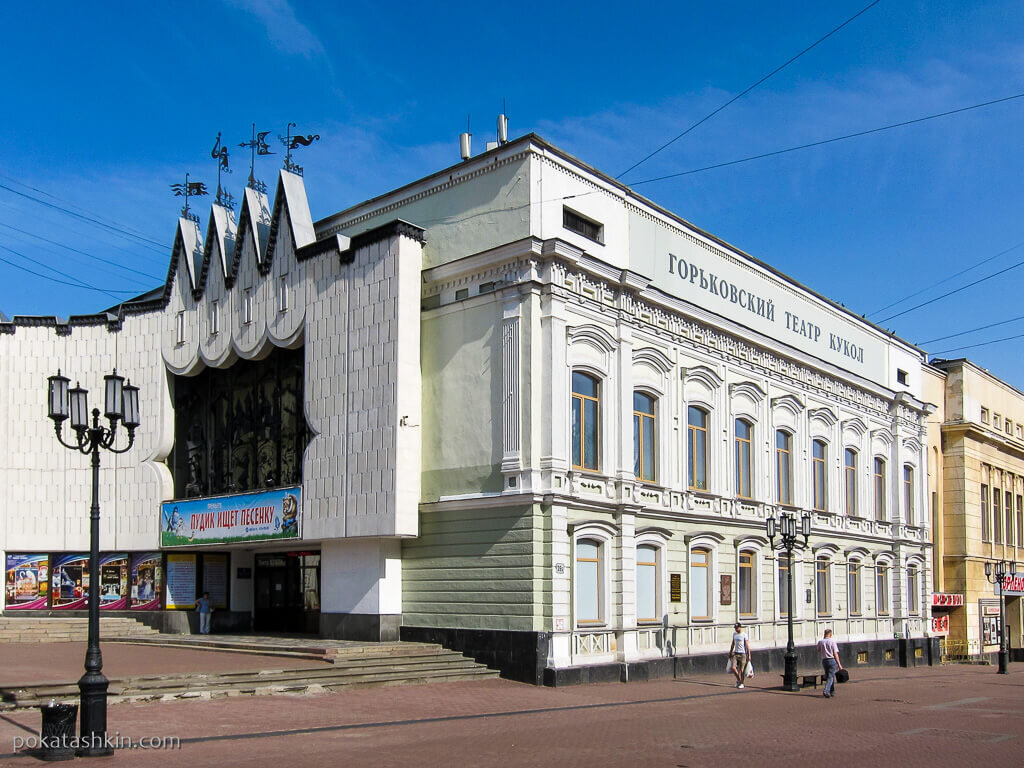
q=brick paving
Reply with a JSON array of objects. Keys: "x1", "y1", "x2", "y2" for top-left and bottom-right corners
[{"x1": 0, "y1": 664, "x2": 1021, "y2": 767}]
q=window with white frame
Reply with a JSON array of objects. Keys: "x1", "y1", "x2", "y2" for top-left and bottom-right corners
[
  {"x1": 688, "y1": 406, "x2": 709, "y2": 491},
  {"x1": 845, "y1": 449, "x2": 858, "y2": 516},
  {"x1": 636, "y1": 544, "x2": 660, "y2": 623},
  {"x1": 689, "y1": 547, "x2": 712, "y2": 621},
  {"x1": 812, "y1": 439, "x2": 827, "y2": 511},
  {"x1": 243, "y1": 288, "x2": 253, "y2": 324},
  {"x1": 816, "y1": 556, "x2": 832, "y2": 617},
  {"x1": 907, "y1": 563, "x2": 920, "y2": 614},
  {"x1": 278, "y1": 274, "x2": 288, "y2": 312},
  {"x1": 175, "y1": 310, "x2": 185, "y2": 345},
  {"x1": 875, "y1": 562, "x2": 890, "y2": 615},
  {"x1": 994, "y1": 481, "x2": 1003, "y2": 543},
  {"x1": 776, "y1": 430, "x2": 793, "y2": 505},
  {"x1": 847, "y1": 560, "x2": 862, "y2": 615},
  {"x1": 735, "y1": 419, "x2": 753, "y2": 499},
  {"x1": 633, "y1": 392, "x2": 656, "y2": 483},
  {"x1": 575, "y1": 538, "x2": 604, "y2": 626},
  {"x1": 738, "y1": 550, "x2": 756, "y2": 619},
  {"x1": 903, "y1": 465, "x2": 915, "y2": 524},
  {"x1": 210, "y1": 300, "x2": 219, "y2": 335},
  {"x1": 572, "y1": 372, "x2": 601, "y2": 471},
  {"x1": 1006, "y1": 489, "x2": 1014, "y2": 547},
  {"x1": 874, "y1": 457, "x2": 886, "y2": 521},
  {"x1": 981, "y1": 483, "x2": 991, "y2": 541}
]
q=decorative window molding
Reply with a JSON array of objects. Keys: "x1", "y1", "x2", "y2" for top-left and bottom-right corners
[
  {"x1": 567, "y1": 324, "x2": 617, "y2": 354},
  {"x1": 771, "y1": 393, "x2": 805, "y2": 417},
  {"x1": 808, "y1": 406, "x2": 839, "y2": 429},
  {"x1": 728, "y1": 380, "x2": 767, "y2": 403},
  {"x1": 681, "y1": 364, "x2": 723, "y2": 392},
  {"x1": 632, "y1": 347, "x2": 674, "y2": 375},
  {"x1": 841, "y1": 417, "x2": 868, "y2": 438}
]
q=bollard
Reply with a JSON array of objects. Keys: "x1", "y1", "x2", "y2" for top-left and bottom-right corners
[{"x1": 39, "y1": 702, "x2": 78, "y2": 761}]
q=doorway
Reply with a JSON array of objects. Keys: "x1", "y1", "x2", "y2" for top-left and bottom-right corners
[{"x1": 254, "y1": 552, "x2": 320, "y2": 633}]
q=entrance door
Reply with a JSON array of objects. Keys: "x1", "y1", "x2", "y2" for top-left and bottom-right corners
[{"x1": 254, "y1": 553, "x2": 320, "y2": 633}]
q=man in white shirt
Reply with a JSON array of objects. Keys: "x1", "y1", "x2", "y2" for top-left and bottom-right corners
[
  {"x1": 816, "y1": 628, "x2": 843, "y2": 698},
  {"x1": 730, "y1": 623, "x2": 751, "y2": 689}
]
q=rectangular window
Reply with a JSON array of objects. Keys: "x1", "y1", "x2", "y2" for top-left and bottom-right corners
[
  {"x1": 633, "y1": 392, "x2": 656, "y2": 483},
  {"x1": 690, "y1": 548, "x2": 710, "y2": 621},
  {"x1": 896, "y1": 369, "x2": 908, "y2": 386},
  {"x1": 982, "y1": 483, "x2": 991, "y2": 541},
  {"x1": 1006, "y1": 489, "x2": 1014, "y2": 548},
  {"x1": 907, "y1": 565, "x2": 919, "y2": 614},
  {"x1": 734, "y1": 420, "x2": 753, "y2": 498},
  {"x1": 1017, "y1": 494, "x2": 1023, "y2": 548},
  {"x1": 874, "y1": 458, "x2": 886, "y2": 521},
  {"x1": 903, "y1": 465, "x2": 914, "y2": 525},
  {"x1": 636, "y1": 545, "x2": 658, "y2": 623},
  {"x1": 994, "y1": 483, "x2": 1003, "y2": 543},
  {"x1": 278, "y1": 274, "x2": 288, "y2": 313},
  {"x1": 994, "y1": 414, "x2": 1001, "y2": 430},
  {"x1": 845, "y1": 449, "x2": 858, "y2": 516},
  {"x1": 571, "y1": 372, "x2": 600, "y2": 471},
  {"x1": 1007, "y1": 420, "x2": 1014, "y2": 435},
  {"x1": 575, "y1": 540, "x2": 602, "y2": 625},
  {"x1": 688, "y1": 407, "x2": 708, "y2": 491},
  {"x1": 848, "y1": 562, "x2": 862, "y2": 615},
  {"x1": 981, "y1": 407, "x2": 989, "y2": 424},
  {"x1": 563, "y1": 207, "x2": 604, "y2": 243},
  {"x1": 778, "y1": 555, "x2": 790, "y2": 617},
  {"x1": 175, "y1": 310, "x2": 185, "y2": 344},
  {"x1": 812, "y1": 440, "x2": 827, "y2": 511},
  {"x1": 738, "y1": 552, "x2": 754, "y2": 618},
  {"x1": 210, "y1": 300, "x2": 219, "y2": 335},
  {"x1": 816, "y1": 558, "x2": 831, "y2": 616},
  {"x1": 776, "y1": 431, "x2": 793, "y2": 505},
  {"x1": 243, "y1": 288, "x2": 253, "y2": 324},
  {"x1": 876, "y1": 565, "x2": 889, "y2": 615}
]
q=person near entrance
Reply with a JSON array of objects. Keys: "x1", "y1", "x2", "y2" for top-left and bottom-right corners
[
  {"x1": 817, "y1": 628, "x2": 843, "y2": 698},
  {"x1": 196, "y1": 591, "x2": 213, "y2": 634}
]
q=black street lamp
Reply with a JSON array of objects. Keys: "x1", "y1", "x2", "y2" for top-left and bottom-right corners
[
  {"x1": 47, "y1": 369, "x2": 140, "y2": 757},
  {"x1": 984, "y1": 559, "x2": 1016, "y2": 675},
  {"x1": 766, "y1": 510, "x2": 812, "y2": 692}
]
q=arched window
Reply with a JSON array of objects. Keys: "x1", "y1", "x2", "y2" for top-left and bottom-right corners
[
  {"x1": 636, "y1": 544, "x2": 659, "y2": 623},
  {"x1": 633, "y1": 392, "x2": 656, "y2": 482},
  {"x1": 575, "y1": 538, "x2": 603, "y2": 625},
  {"x1": 690, "y1": 547, "x2": 712, "y2": 621},
  {"x1": 903, "y1": 465, "x2": 915, "y2": 524},
  {"x1": 776, "y1": 430, "x2": 793, "y2": 504},
  {"x1": 735, "y1": 419, "x2": 753, "y2": 499},
  {"x1": 688, "y1": 407, "x2": 709, "y2": 491},
  {"x1": 571, "y1": 372, "x2": 600, "y2": 471},
  {"x1": 873, "y1": 458, "x2": 886, "y2": 521},
  {"x1": 816, "y1": 556, "x2": 832, "y2": 617},
  {"x1": 812, "y1": 439, "x2": 827, "y2": 511},
  {"x1": 847, "y1": 560, "x2": 862, "y2": 615},
  {"x1": 875, "y1": 561, "x2": 890, "y2": 615},
  {"x1": 738, "y1": 551, "x2": 756, "y2": 618},
  {"x1": 907, "y1": 562, "x2": 920, "y2": 614},
  {"x1": 845, "y1": 449, "x2": 858, "y2": 516}
]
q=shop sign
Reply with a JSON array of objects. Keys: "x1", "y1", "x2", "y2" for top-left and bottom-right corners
[
  {"x1": 931, "y1": 615, "x2": 949, "y2": 635},
  {"x1": 995, "y1": 573, "x2": 1024, "y2": 597},
  {"x1": 931, "y1": 593, "x2": 964, "y2": 607},
  {"x1": 161, "y1": 487, "x2": 300, "y2": 547}
]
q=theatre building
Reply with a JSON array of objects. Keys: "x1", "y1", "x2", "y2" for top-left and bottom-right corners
[{"x1": 1, "y1": 133, "x2": 936, "y2": 682}]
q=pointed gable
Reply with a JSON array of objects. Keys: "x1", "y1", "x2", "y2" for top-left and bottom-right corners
[
  {"x1": 229, "y1": 186, "x2": 273, "y2": 285},
  {"x1": 263, "y1": 169, "x2": 316, "y2": 272}
]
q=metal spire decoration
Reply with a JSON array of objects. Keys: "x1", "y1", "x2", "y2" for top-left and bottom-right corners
[
  {"x1": 239, "y1": 123, "x2": 274, "y2": 193},
  {"x1": 210, "y1": 132, "x2": 234, "y2": 209},
  {"x1": 280, "y1": 122, "x2": 320, "y2": 176},
  {"x1": 170, "y1": 173, "x2": 208, "y2": 223}
]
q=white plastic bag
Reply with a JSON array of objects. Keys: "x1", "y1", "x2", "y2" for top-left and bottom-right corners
[
  {"x1": 745, "y1": 661, "x2": 754, "y2": 678},
  {"x1": 725, "y1": 656, "x2": 734, "y2": 674}
]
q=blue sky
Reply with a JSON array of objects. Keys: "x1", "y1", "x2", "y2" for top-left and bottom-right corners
[{"x1": 1, "y1": 1, "x2": 1022, "y2": 386}]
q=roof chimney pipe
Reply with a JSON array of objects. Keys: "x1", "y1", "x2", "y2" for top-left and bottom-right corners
[{"x1": 497, "y1": 113, "x2": 508, "y2": 144}]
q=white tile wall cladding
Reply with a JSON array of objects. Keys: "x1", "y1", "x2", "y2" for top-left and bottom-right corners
[{"x1": 1, "y1": 171, "x2": 423, "y2": 553}]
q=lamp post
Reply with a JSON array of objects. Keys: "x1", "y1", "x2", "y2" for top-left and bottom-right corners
[
  {"x1": 47, "y1": 369, "x2": 140, "y2": 756},
  {"x1": 984, "y1": 559, "x2": 1016, "y2": 675},
  {"x1": 766, "y1": 510, "x2": 811, "y2": 691}
]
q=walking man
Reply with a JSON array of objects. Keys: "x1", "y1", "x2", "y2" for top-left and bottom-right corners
[
  {"x1": 730, "y1": 623, "x2": 751, "y2": 689},
  {"x1": 817, "y1": 628, "x2": 843, "y2": 698},
  {"x1": 196, "y1": 591, "x2": 213, "y2": 635}
]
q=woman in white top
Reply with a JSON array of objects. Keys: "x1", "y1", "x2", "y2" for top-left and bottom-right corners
[{"x1": 730, "y1": 623, "x2": 751, "y2": 689}]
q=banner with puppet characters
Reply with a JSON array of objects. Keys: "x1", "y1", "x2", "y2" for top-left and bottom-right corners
[{"x1": 161, "y1": 487, "x2": 300, "y2": 547}]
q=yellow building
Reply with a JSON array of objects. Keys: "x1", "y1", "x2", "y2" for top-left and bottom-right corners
[{"x1": 926, "y1": 358, "x2": 1024, "y2": 657}]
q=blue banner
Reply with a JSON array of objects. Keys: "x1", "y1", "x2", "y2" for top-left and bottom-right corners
[{"x1": 161, "y1": 487, "x2": 300, "y2": 547}]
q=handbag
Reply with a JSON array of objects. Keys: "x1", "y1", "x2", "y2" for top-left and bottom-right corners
[{"x1": 835, "y1": 668, "x2": 850, "y2": 684}]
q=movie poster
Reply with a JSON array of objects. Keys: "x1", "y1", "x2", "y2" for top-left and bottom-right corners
[
  {"x1": 98, "y1": 554, "x2": 129, "y2": 610},
  {"x1": 51, "y1": 553, "x2": 89, "y2": 609},
  {"x1": 5, "y1": 554, "x2": 49, "y2": 610},
  {"x1": 130, "y1": 553, "x2": 162, "y2": 610}
]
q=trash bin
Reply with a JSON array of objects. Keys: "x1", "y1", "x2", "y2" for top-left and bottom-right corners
[{"x1": 39, "y1": 702, "x2": 78, "y2": 761}]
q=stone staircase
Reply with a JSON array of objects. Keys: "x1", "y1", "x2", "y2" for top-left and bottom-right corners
[
  {"x1": 0, "y1": 616, "x2": 160, "y2": 643},
  {"x1": 0, "y1": 642, "x2": 498, "y2": 709}
]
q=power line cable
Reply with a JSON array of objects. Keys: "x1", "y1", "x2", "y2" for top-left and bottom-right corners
[
  {"x1": 869, "y1": 240, "x2": 1024, "y2": 317},
  {"x1": 931, "y1": 332, "x2": 1024, "y2": 356},
  {"x1": 920, "y1": 313, "x2": 1024, "y2": 346},
  {"x1": 616, "y1": 0, "x2": 885, "y2": 179},
  {"x1": 0, "y1": 246, "x2": 135, "y2": 299},
  {"x1": 0, "y1": 221, "x2": 162, "y2": 284},
  {"x1": 0, "y1": 183, "x2": 168, "y2": 251},
  {"x1": 878, "y1": 253, "x2": 1024, "y2": 323},
  {"x1": 628, "y1": 92, "x2": 1024, "y2": 186}
]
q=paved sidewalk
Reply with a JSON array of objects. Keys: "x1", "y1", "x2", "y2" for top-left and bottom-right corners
[{"x1": 1, "y1": 664, "x2": 1021, "y2": 767}]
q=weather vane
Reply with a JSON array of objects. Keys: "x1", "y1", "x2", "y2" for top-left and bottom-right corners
[
  {"x1": 170, "y1": 173, "x2": 208, "y2": 223},
  {"x1": 239, "y1": 123, "x2": 274, "y2": 193},
  {"x1": 280, "y1": 123, "x2": 320, "y2": 176},
  {"x1": 210, "y1": 132, "x2": 233, "y2": 209}
]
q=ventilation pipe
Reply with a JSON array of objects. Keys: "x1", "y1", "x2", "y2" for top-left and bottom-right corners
[
  {"x1": 460, "y1": 132, "x2": 472, "y2": 160},
  {"x1": 497, "y1": 113, "x2": 508, "y2": 144}
]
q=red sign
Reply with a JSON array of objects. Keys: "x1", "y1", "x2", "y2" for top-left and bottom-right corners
[
  {"x1": 998, "y1": 574, "x2": 1024, "y2": 596},
  {"x1": 931, "y1": 593, "x2": 964, "y2": 607},
  {"x1": 931, "y1": 615, "x2": 949, "y2": 635}
]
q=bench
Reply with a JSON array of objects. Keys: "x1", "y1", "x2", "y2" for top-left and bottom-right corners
[{"x1": 780, "y1": 673, "x2": 824, "y2": 688}]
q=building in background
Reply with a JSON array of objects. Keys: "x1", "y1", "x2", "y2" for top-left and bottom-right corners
[
  {"x1": 1, "y1": 133, "x2": 937, "y2": 682},
  {"x1": 927, "y1": 358, "x2": 1024, "y2": 658}
]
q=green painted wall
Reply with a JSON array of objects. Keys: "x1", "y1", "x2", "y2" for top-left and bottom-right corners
[{"x1": 402, "y1": 503, "x2": 546, "y2": 631}]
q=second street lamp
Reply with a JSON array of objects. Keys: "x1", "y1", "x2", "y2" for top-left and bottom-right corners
[
  {"x1": 767, "y1": 510, "x2": 811, "y2": 692},
  {"x1": 984, "y1": 559, "x2": 1015, "y2": 675}
]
